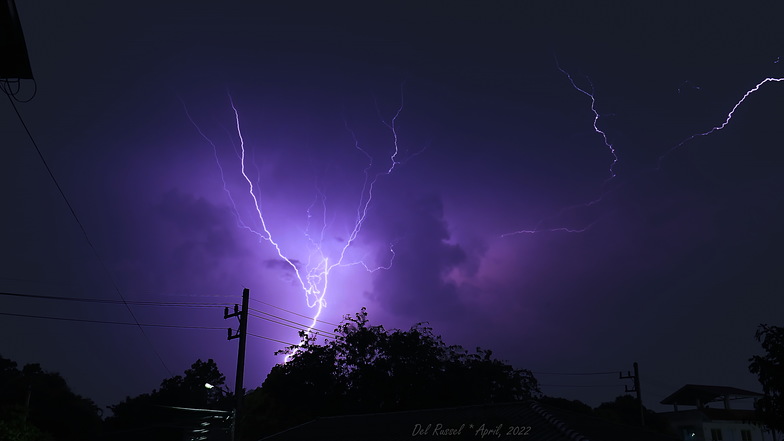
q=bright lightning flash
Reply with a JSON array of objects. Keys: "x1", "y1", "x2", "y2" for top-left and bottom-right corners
[
  {"x1": 658, "y1": 77, "x2": 784, "y2": 168},
  {"x1": 186, "y1": 95, "x2": 405, "y2": 361},
  {"x1": 555, "y1": 57, "x2": 619, "y2": 181}
]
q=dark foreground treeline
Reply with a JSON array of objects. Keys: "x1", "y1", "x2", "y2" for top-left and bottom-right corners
[
  {"x1": 0, "y1": 355, "x2": 102, "y2": 441},
  {"x1": 12, "y1": 311, "x2": 780, "y2": 440},
  {"x1": 1, "y1": 309, "x2": 543, "y2": 441}
]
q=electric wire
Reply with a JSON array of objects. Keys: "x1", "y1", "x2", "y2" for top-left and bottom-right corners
[
  {"x1": 3, "y1": 92, "x2": 171, "y2": 374},
  {"x1": 248, "y1": 306, "x2": 339, "y2": 336},
  {"x1": 1, "y1": 289, "x2": 337, "y2": 340},
  {"x1": 0, "y1": 291, "x2": 231, "y2": 307},
  {"x1": 532, "y1": 371, "x2": 619, "y2": 376},
  {"x1": 249, "y1": 297, "x2": 339, "y2": 327},
  {"x1": 0, "y1": 291, "x2": 342, "y2": 337},
  {"x1": 1, "y1": 311, "x2": 293, "y2": 346},
  {"x1": 247, "y1": 311, "x2": 339, "y2": 338},
  {"x1": 535, "y1": 370, "x2": 623, "y2": 390},
  {"x1": 0, "y1": 78, "x2": 37, "y2": 102},
  {"x1": 0, "y1": 289, "x2": 340, "y2": 332},
  {"x1": 0, "y1": 311, "x2": 225, "y2": 330},
  {"x1": 245, "y1": 331, "x2": 297, "y2": 346}
]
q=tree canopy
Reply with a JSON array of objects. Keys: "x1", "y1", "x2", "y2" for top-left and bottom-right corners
[
  {"x1": 242, "y1": 308, "x2": 540, "y2": 439},
  {"x1": 749, "y1": 324, "x2": 784, "y2": 435},
  {"x1": 0, "y1": 355, "x2": 102, "y2": 441},
  {"x1": 594, "y1": 394, "x2": 673, "y2": 435}
]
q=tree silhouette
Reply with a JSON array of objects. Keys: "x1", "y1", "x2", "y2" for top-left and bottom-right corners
[
  {"x1": 0, "y1": 405, "x2": 48, "y2": 441},
  {"x1": 0, "y1": 355, "x2": 102, "y2": 441},
  {"x1": 749, "y1": 324, "x2": 784, "y2": 436},
  {"x1": 242, "y1": 308, "x2": 540, "y2": 439},
  {"x1": 594, "y1": 395, "x2": 673, "y2": 435},
  {"x1": 538, "y1": 396, "x2": 593, "y2": 414},
  {"x1": 104, "y1": 358, "x2": 231, "y2": 441}
]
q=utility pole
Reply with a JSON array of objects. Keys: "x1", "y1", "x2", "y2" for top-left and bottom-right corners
[
  {"x1": 620, "y1": 361, "x2": 644, "y2": 427},
  {"x1": 225, "y1": 288, "x2": 249, "y2": 441},
  {"x1": 24, "y1": 384, "x2": 31, "y2": 422}
]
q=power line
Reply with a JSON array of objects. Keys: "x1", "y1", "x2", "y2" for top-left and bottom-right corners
[
  {"x1": 0, "y1": 311, "x2": 225, "y2": 330},
  {"x1": 0, "y1": 277, "x2": 241, "y2": 301},
  {"x1": 0, "y1": 78, "x2": 37, "y2": 103},
  {"x1": 534, "y1": 370, "x2": 623, "y2": 389},
  {"x1": 0, "y1": 288, "x2": 344, "y2": 331},
  {"x1": 249, "y1": 297, "x2": 339, "y2": 327},
  {"x1": 246, "y1": 331, "x2": 297, "y2": 346},
  {"x1": 0, "y1": 291, "x2": 232, "y2": 307},
  {"x1": 247, "y1": 307, "x2": 339, "y2": 336},
  {"x1": 1, "y1": 290, "x2": 340, "y2": 337},
  {"x1": 247, "y1": 312, "x2": 338, "y2": 338},
  {"x1": 1, "y1": 311, "x2": 292, "y2": 346},
  {"x1": 3, "y1": 92, "x2": 172, "y2": 376},
  {"x1": 532, "y1": 371, "x2": 618, "y2": 376},
  {"x1": 161, "y1": 292, "x2": 242, "y2": 300}
]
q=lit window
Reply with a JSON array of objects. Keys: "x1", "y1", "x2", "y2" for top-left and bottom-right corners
[
  {"x1": 741, "y1": 430, "x2": 752, "y2": 441},
  {"x1": 710, "y1": 428, "x2": 723, "y2": 441}
]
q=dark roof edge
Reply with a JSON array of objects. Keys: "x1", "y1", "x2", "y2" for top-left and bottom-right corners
[
  {"x1": 309, "y1": 400, "x2": 530, "y2": 421},
  {"x1": 258, "y1": 400, "x2": 532, "y2": 440},
  {"x1": 530, "y1": 401, "x2": 590, "y2": 441},
  {"x1": 660, "y1": 384, "x2": 764, "y2": 405},
  {"x1": 260, "y1": 418, "x2": 319, "y2": 440}
]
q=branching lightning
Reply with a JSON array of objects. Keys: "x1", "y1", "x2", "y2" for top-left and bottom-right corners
[
  {"x1": 185, "y1": 94, "x2": 405, "y2": 361},
  {"x1": 502, "y1": 59, "x2": 616, "y2": 238},
  {"x1": 555, "y1": 57, "x2": 619, "y2": 181},
  {"x1": 657, "y1": 77, "x2": 784, "y2": 169},
  {"x1": 499, "y1": 221, "x2": 599, "y2": 238},
  {"x1": 503, "y1": 60, "x2": 783, "y2": 239}
]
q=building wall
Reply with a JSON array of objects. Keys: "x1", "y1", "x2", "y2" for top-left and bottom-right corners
[
  {"x1": 701, "y1": 421, "x2": 766, "y2": 441},
  {"x1": 663, "y1": 412, "x2": 771, "y2": 441}
]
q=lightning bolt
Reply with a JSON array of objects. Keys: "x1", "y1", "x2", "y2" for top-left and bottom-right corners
[
  {"x1": 555, "y1": 57, "x2": 619, "y2": 181},
  {"x1": 185, "y1": 93, "x2": 405, "y2": 361},
  {"x1": 499, "y1": 221, "x2": 600, "y2": 238},
  {"x1": 504, "y1": 62, "x2": 783, "y2": 239},
  {"x1": 502, "y1": 58, "x2": 617, "y2": 237},
  {"x1": 657, "y1": 77, "x2": 784, "y2": 169}
]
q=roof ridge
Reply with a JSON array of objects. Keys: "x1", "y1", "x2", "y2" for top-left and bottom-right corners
[
  {"x1": 311, "y1": 400, "x2": 523, "y2": 420},
  {"x1": 530, "y1": 401, "x2": 591, "y2": 441}
]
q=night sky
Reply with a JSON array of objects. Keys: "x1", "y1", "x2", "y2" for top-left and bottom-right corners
[{"x1": 2, "y1": 1, "x2": 783, "y2": 414}]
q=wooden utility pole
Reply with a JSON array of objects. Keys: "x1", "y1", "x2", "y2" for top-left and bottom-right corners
[
  {"x1": 620, "y1": 361, "x2": 644, "y2": 427},
  {"x1": 225, "y1": 288, "x2": 250, "y2": 441}
]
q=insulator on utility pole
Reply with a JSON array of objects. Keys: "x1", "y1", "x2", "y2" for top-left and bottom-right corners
[
  {"x1": 620, "y1": 361, "x2": 644, "y2": 427},
  {"x1": 223, "y1": 288, "x2": 249, "y2": 441}
]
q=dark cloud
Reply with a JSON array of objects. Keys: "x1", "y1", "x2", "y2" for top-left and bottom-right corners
[
  {"x1": 263, "y1": 259, "x2": 301, "y2": 271},
  {"x1": 366, "y1": 195, "x2": 477, "y2": 319},
  {"x1": 155, "y1": 189, "x2": 245, "y2": 259},
  {"x1": 131, "y1": 188, "x2": 254, "y2": 294}
]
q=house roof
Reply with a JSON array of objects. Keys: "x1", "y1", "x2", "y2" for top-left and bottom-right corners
[
  {"x1": 260, "y1": 400, "x2": 679, "y2": 441},
  {"x1": 660, "y1": 385, "x2": 763, "y2": 406}
]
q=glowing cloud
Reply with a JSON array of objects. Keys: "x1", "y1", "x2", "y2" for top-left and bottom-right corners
[{"x1": 185, "y1": 94, "x2": 406, "y2": 360}]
